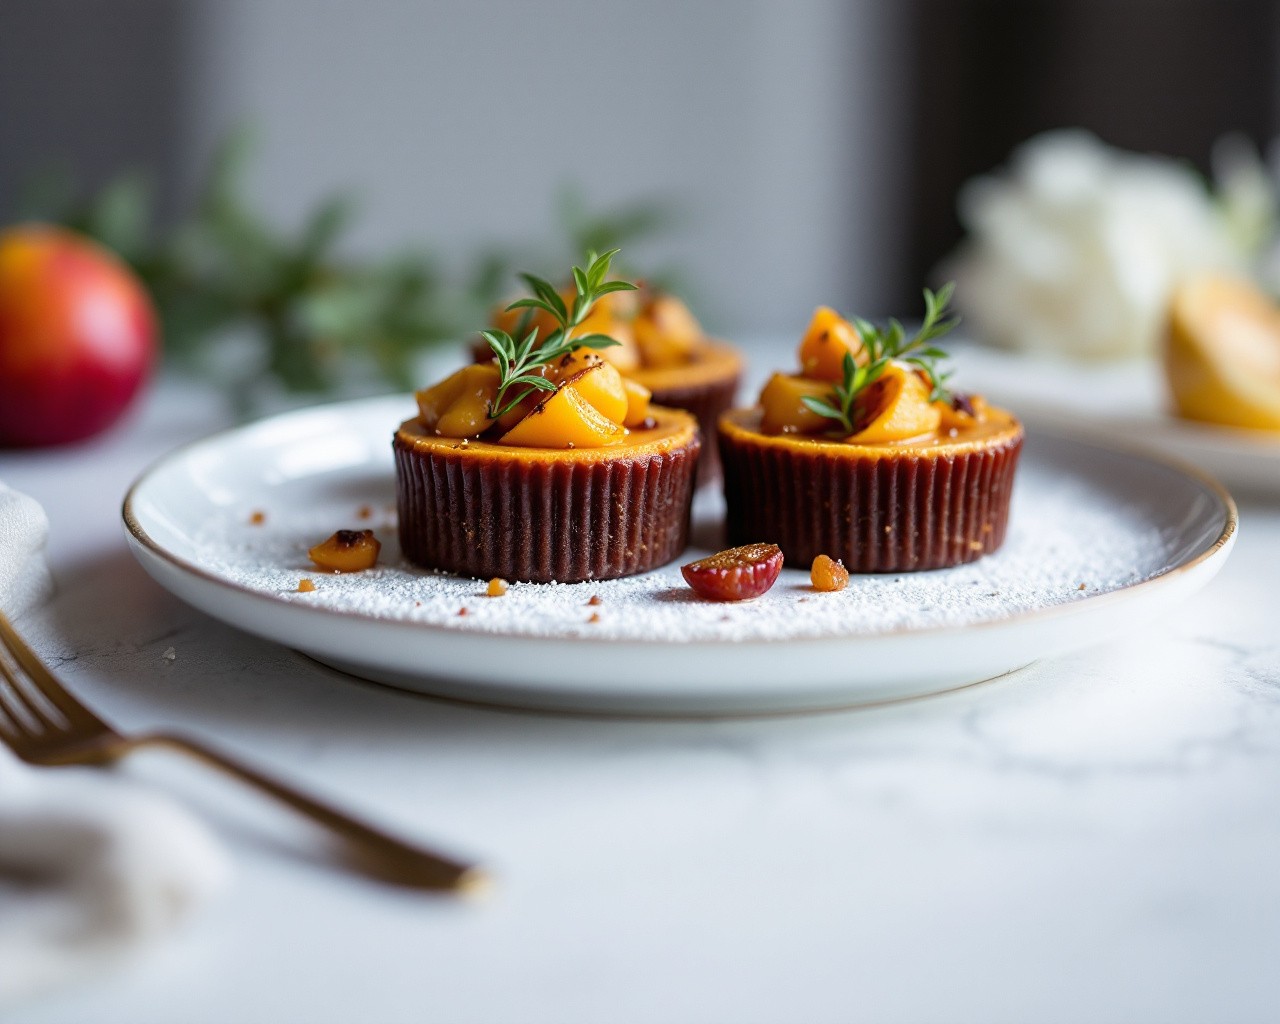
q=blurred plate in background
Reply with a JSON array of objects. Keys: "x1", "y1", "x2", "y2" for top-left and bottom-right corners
[{"x1": 958, "y1": 345, "x2": 1280, "y2": 495}]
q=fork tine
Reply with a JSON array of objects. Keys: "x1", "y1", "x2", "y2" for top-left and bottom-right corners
[
  {"x1": 0, "y1": 701, "x2": 21, "y2": 745},
  {"x1": 0, "y1": 658, "x2": 41, "y2": 740},
  {"x1": 0, "y1": 648, "x2": 59, "y2": 733},
  {"x1": 0, "y1": 611, "x2": 109, "y2": 730}
]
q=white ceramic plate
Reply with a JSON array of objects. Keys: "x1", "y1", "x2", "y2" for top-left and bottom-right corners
[
  {"x1": 122, "y1": 395, "x2": 1236, "y2": 716},
  {"x1": 957, "y1": 346, "x2": 1280, "y2": 495}
]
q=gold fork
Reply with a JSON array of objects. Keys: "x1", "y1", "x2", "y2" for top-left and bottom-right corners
[{"x1": 0, "y1": 610, "x2": 484, "y2": 893}]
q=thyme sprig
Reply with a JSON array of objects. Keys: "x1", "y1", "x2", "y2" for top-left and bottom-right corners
[
  {"x1": 480, "y1": 249, "x2": 636, "y2": 421},
  {"x1": 800, "y1": 283, "x2": 959, "y2": 434}
]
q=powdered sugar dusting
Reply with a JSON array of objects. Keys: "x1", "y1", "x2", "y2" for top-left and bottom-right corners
[{"x1": 192, "y1": 449, "x2": 1189, "y2": 644}]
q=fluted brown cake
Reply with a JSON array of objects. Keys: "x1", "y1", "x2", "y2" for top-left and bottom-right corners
[
  {"x1": 475, "y1": 290, "x2": 741, "y2": 485},
  {"x1": 718, "y1": 407, "x2": 1023, "y2": 573},
  {"x1": 395, "y1": 407, "x2": 700, "y2": 583},
  {"x1": 628, "y1": 339, "x2": 741, "y2": 485}
]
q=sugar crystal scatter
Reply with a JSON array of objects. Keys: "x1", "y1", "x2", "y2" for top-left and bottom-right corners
[{"x1": 195, "y1": 464, "x2": 1176, "y2": 643}]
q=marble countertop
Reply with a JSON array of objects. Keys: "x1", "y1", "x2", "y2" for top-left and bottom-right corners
[{"x1": 3, "y1": 371, "x2": 1279, "y2": 1024}]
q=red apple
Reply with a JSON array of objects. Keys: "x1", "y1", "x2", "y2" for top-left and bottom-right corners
[{"x1": 0, "y1": 224, "x2": 158, "y2": 446}]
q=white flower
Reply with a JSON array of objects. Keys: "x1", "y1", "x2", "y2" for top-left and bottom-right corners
[{"x1": 942, "y1": 129, "x2": 1245, "y2": 359}]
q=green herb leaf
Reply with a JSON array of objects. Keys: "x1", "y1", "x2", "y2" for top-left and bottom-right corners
[
  {"x1": 802, "y1": 284, "x2": 960, "y2": 434},
  {"x1": 486, "y1": 251, "x2": 637, "y2": 419},
  {"x1": 569, "y1": 333, "x2": 623, "y2": 349}
]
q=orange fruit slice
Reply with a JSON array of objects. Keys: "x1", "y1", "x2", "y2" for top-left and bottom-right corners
[
  {"x1": 847, "y1": 363, "x2": 942, "y2": 443},
  {"x1": 1165, "y1": 275, "x2": 1280, "y2": 431}
]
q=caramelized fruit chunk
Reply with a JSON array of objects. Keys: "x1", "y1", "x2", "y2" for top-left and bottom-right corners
[
  {"x1": 935, "y1": 392, "x2": 989, "y2": 434},
  {"x1": 847, "y1": 363, "x2": 941, "y2": 443},
  {"x1": 798, "y1": 307, "x2": 863, "y2": 381},
  {"x1": 550, "y1": 347, "x2": 605, "y2": 380},
  {"x1": 681, "y1": 543, "x2": 784, "y2": 601},
  {"x1": 634, "y1": 293, "x2": 702, "y2": 367},
  {"x1": 557, "y1": 361, "x2": 629, "y2": 423},
  {"x1": 759, "y1": 372, "x2": 835, "y2": 434},
  {"x1": 416, "y1": 363, "x2": 500, "y2": 437},
  {"x1": 810, "y1": 554, "x2": 849, "y2": 592},
  {"x1": 308, "y1": 529, "x2": 381, "y2": 572},
  {"x1": 487, "y1": 578, "x2": 508, "y2": 597},
  {"x1": 621, "y1": 377, "x2": 653, "y2": 427},
  {"x1": 491, "y1": 289, "x2": 641, "y2": 371},
  {"x1": 573, "y1": 290, "x2": 641, "y2": 372},
  {"x1": 499, "y1": 381, "x2": 627, "y2": 448}
]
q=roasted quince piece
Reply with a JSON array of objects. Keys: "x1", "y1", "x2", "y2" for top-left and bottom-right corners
[
  {"x1": 499, "y1": 375, "x2": 627, "y2": 448},
  {"x1": 1165, "y1": 274, "x2": 1280, "y2": 431},
  {"x1": 798, "y1": 306, "x2": 863, "y2": 381},
  {"x1": 621, "y1": 377, "x2": 652, "y2": 427},
  {"x1": 416, "y1": 363, "x2": 500, "y2": 438},
  {"x1": 634, "y1": 293, "x2": 702, "y2": 368},
  {"x1": 758, "y1": 372, "x2": 835, "y2": 434},
  {"x1": 550, "y1": 354, "x2": 629, "y2": 423},
  {"x1": 846, "y1": 363, "x2": 942, "y2": 443}
]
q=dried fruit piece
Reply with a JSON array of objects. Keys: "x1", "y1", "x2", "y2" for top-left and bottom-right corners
[
  {"x1": 810, "y1": 554, "x2": 849, "y2": 592},
  {"x1": 249, "y1": 510, "x2": 266, "y2": 525},
  {"x1": 297, "y1": 578, "x2": 316, "y2": 593},
  {"x1": 308, "y1": 529, "x2": 381, "y2": 572},
  {"x1": 681, "y1": 543, "x2": 783, "y2": 601},
  {"x1": 487, "y1": 578, "x2": 508, "y2": 597}
]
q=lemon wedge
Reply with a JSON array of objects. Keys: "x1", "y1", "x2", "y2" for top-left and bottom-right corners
[{"x1": 1165, "y1": 275, "x2": 1280, "y2": 431}]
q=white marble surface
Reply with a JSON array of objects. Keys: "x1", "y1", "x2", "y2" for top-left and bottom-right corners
[{"x1": 3, "y1": 373, "x2": 1279, "y2": 1024}]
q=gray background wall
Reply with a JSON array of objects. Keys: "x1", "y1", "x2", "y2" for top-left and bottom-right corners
[
  {"x1": 1, "y1": 0, "x2": 910, "y2": 335},
  {"x1": 2, "y1": 0, "x2": 1277, "y2": 336}
]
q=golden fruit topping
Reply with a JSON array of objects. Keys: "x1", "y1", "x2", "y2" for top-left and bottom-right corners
[
  {"x1": 499, "y1": 382, "x2": 627, "y2": 448},
  {"x1": 634, "y1": 293, "x2": 702, "y2": 368},
  {"x1": 759, "y1": 372, "x2": 835, "y2": 434},
  {"x1": 308, "y1": 529, "x2": 381, "y2": 572},
  {"x1": 759, "y1": 285, "x2": 972, "y2": 444},
  {"x1": 846, "y1": 363, "x2": 942, "y2": 444},
  {"x1": 798, "y1": 306, "x2": 863, "y2": 381},
  {"x1": 491, "y1": 288, "x2": 640, "y2": 371},
  {"x1": 487, "y1": 578, "x2": 508, "y2": 597},
  {"x1": 935, "y1": 392, "x2": 990, "y2": 434},
  {"x1": 557, "y1": 360, "x2": 629, "y2": 423},
  {"x1": 621, "y1": 377, "x2": 653, "y2": 428},
  {"x1": 416, "y1": 363, "x2": 500, "y2": 438}
]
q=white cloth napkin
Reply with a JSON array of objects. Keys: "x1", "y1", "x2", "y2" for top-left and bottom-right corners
[
  {"x1": 0, "y1": 480, "x2": 229, "y2": 1005},
  {"x1": 0, "y1": 481, "x2": 54, "y2": 619}
]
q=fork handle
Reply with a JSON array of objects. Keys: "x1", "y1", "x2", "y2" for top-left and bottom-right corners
[{"x1": 135, "y1": 732, "x2": 484, "y2": 893}]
